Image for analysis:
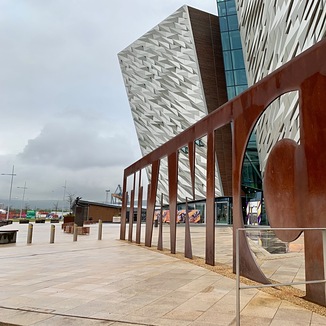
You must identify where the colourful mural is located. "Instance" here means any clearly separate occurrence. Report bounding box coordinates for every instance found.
[154,209,201,223]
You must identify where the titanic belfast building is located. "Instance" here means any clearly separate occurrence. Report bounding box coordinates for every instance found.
[118,1,326,224]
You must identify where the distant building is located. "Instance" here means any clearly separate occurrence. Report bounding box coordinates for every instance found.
[72,199,121,225]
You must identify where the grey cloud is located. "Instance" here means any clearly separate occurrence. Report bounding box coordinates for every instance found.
[0,0,215,202]
[19,111,137,170]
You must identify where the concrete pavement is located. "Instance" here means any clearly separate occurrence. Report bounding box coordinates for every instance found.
[0,222,325,325]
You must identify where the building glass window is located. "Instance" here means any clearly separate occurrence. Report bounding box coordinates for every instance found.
[217,0,247,98]
[229,30,242,49]
[227,86,236,98]
[225,0,236,14]
[233,69,247,85]
[219,16,228,32]
[221,32,231,50]
[227,14,238,30]
[231,49,245,69]
[223,51,233,70]
[226,70,235,86]
[217,2,227,16]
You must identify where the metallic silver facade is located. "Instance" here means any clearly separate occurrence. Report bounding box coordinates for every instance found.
[118,6,223,201]
[237,0,326,171]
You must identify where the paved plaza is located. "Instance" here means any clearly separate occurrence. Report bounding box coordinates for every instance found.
[0,222,325,325]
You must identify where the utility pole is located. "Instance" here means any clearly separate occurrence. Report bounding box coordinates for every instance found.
[17,181,27,219]
[61,180,66,218]
[1,165,16,220]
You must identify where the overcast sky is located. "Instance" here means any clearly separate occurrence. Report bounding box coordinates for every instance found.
[0,0,217,207]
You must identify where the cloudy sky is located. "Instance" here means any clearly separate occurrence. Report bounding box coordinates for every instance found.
[0,0,217,208]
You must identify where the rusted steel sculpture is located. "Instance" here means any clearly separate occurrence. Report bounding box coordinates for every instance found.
[120,39,326,306]
[185,198,193,259]
[157,193,163,251]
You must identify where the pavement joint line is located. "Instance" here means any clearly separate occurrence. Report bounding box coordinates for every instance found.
[2,224,326,323]
[0,305,156,326]
[124,239,326,317]
[0,243,121,260]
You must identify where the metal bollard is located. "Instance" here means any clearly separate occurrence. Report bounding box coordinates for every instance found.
[73,223,78,241]
[98,219,103,240]
[50,224,55,243]
[27,223,33,244]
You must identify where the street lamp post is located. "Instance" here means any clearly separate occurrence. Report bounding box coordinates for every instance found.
[17,181,27,219]
[61,180,66,219]
[1,165,16,220]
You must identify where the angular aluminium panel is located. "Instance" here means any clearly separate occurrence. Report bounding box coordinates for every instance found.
[237,0,326,171]
[118,6,229,201]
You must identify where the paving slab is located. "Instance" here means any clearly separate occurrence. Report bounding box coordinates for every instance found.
[0,222,325,325]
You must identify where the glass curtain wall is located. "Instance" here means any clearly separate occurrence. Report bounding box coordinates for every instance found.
[217,0,247,98]
[217,0,265,224]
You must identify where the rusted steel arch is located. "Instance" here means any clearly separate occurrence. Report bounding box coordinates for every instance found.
[120,39,326,304]
[231,40,326,294]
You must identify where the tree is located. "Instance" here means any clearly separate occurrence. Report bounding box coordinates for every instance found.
[66,192,75,213]
[53,201,59,213]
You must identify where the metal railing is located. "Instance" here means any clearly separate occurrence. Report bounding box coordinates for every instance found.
[236,227,326,326]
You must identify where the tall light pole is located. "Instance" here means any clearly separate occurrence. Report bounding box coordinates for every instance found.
[1,165,16,220]
[61,180,66,218]
[105,189,110,203]
[17,181,27,219]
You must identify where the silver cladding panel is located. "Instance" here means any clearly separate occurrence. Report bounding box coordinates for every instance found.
[237,0,326,171]
[118,6,223,201]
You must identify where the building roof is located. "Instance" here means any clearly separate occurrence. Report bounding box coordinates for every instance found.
[72,198,122,209]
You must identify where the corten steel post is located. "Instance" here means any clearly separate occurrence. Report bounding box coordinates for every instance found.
[136,182,143,244]
[185,197,193,259]
[157,193,163,251]
[168,152,178,254]
[145,183,152,245]
[128,189,135,242]
[206,131,215,266]
[120,39,326,306]
[145,160,160,247]
[188,141,196,200]
[300,75,326,305]
[128,173,136,242]
[119,176,127,240]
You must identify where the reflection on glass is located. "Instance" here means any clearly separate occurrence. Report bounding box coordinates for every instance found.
[217,2,227,15]
[225,0,236,14]
[234,69,247,85]
[221,32,231,50]
[223,51,233,70]
[227,14,238,30]
[227,86,236,98]
[231,49,245,69]
[226,70,235,86]
[219,16,228,32]
[229,30,242,49]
